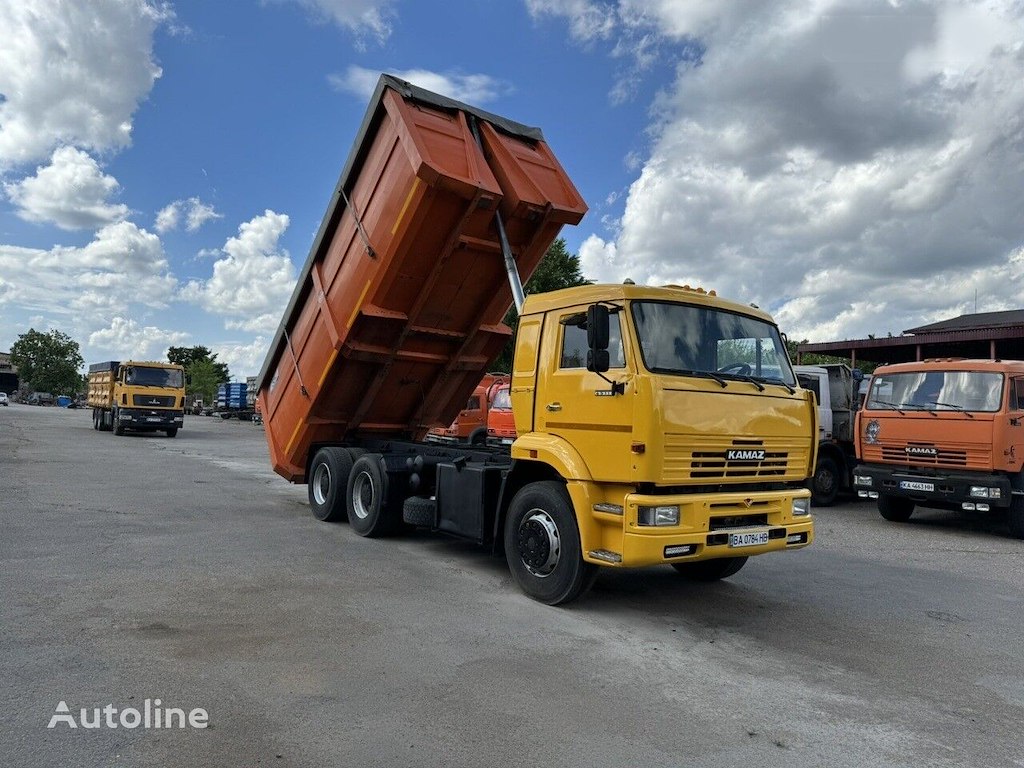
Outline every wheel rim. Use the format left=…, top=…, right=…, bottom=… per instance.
left=311, top=462, right=331, bottom=506
left=516, top=509, right=561, bottom=577
left=351, top=470, right=375, bottom=520
left=816, top=468, right=835, bottom=494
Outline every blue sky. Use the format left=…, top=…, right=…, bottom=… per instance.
left=1, top=1, right=1023, bottom=378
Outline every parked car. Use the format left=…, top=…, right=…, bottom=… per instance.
left=0, top=392, right=8, bottom=406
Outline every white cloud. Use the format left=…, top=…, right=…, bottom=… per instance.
left=329, top=65, right=510, bottom=104
left=0, top=222, right=176, bottom=323
left=540, top=0, right=1024, bottom=342
left=213, top=336, right=271, bottom=380
left=275, top=0, right=395, bottom=47
left=88, top=316, right=189, bottom=360
left=0, top=0, right=170, bottom=168
left=180, top=210, right=296, bottom=333
left=154, top=197, right=223, bottom=234
left=4, top=146, right=129, bottom=230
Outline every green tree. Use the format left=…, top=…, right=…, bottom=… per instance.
left=10, top=329, right=85, bottom=395
left=493, top=238, right=589, bottom=371
left=167, top=345, right=230, bottom=382
left=186, top=358, right=226, bottom=405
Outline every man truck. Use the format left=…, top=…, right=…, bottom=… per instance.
left=88, top=360, right=186, bottom=437
left=255, top=74, right=816, bottom=604
left=854, top=358, right=1024, bottom=538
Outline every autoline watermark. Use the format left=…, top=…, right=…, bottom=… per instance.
left=48, top=700, right=209, bottom=730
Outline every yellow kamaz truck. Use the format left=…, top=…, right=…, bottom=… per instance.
left=255, top=75, right=816, bottom=604
left=88, top=360, right=186, bottom=437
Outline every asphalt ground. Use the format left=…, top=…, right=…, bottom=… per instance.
left=2, top=403, right=1023, bottom=767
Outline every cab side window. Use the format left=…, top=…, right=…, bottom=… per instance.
left=1012, top=378, right=1024, bottom=410
left=559, top=314, right=626, bottom=369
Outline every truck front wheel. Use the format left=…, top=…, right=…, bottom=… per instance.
left=346, top=454, right=399, bottom=537
left=811, top=456, right=840, bottom=506
left=878, top=494, right=914, bottom=522
left=113, top=409, right=125, bottom=436
left=504, top=481, right=597, bottom=605
left=308, top=447, right=353, bottom=522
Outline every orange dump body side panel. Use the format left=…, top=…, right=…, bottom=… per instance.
left=260, top=76, right=586, bottom=481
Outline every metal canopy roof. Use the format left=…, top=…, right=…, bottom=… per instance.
left=796, top=310, right=1024, bottom=365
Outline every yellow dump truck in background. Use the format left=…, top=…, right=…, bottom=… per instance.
left=88, top=360, right=186, bottom=437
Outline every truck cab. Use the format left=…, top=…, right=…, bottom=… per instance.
left=794, top=363, right=860, bottom=505
left=427, top=373, right=508, bottom=446
left=854, top=358, right=1024, bottom=537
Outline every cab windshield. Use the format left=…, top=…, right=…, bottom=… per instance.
left=125, top=366, right=184, bottom=388
left=867, top=371, right=1003, bottom=413
left=630, top=301, right=796, bottom=386
left=491, top=388, right=511, bottom=410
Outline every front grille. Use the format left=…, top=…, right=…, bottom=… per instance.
left=862, top=437, right=991, bottom=469
left=880, top=445, right=967, bottom=466
left=133, top=394, right=176, bottom=407
left=662, top=435, right=807, bottom=482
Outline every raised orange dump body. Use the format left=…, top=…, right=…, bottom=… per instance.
left=256, top=75, right=586, bottom=481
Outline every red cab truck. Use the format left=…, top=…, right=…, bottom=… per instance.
left=426, top=372, right=508, bottom=446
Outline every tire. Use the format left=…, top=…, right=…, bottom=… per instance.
left=402, top=496, right=436, bottom=527
left=878, top=494, right=914, bottom=522
left=503, top=481, right=598, bottom=605
left=672, top=556, right=748, bottom=581
left=346, top=454, right=400, bottom=537
left=92, top=409, right=99, bottom=430
left=469, top=428, right=486, bottom=446
left=1008, top=494, right=1024, bottom=539
left=810, top=456, right=839, bottom=507
left=113, top=409, right=125, bottom=436
left=165, top=428, right=178, bottom=438
left=308, top=447, right=354, bottom=522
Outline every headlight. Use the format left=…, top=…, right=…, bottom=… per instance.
left=792, top=497, right=811, bottom=516
left=638, top=505, right=679, bottom=526
left=854, top=475, right=873, bottom=487
left=969, top=486, right=1000, bottom=499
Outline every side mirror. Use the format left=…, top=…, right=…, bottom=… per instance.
left=586, top=304, right=610, bottom=374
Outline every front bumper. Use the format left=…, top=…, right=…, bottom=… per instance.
left=577, top=486, right=814, bottom=568
left=118, top=408, right=185, bottom=429
left=853, top=463, right=1012, bottom=509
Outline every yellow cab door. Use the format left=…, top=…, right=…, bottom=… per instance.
left=534, top=305, right=635, bottom=483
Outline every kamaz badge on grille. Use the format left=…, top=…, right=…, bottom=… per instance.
left=727, top=449, right=766, bottom=461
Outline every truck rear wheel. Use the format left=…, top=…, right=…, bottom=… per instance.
left=672, top=556, right=747, bottom=581
left=811, top=456, right=839, bottom=506
left=308, top=447, right=353, bottom=522
left=92, top=409, right=99, bottom=430
left=878, top=494, right=914, bottom=522
left=504, top=481, right=597, bottom=605
left=346, top=454, right=399, bottom=537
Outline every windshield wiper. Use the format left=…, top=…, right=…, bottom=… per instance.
left=926, top=400, right=974, bottom=418
left=872, top=402, right=906, bottom=415
left=718, top=372, right=766, bottom=391
left=669, top=369, right=728, bottom=388
left=755, top=376, right=795, bottom=394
